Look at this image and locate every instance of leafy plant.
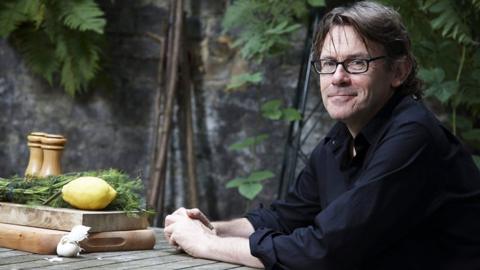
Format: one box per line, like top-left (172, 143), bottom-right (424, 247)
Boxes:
top-left (383, 0), bottom-right (480, 167)
top-left (222, 0), bottom-right (324, 200)
top-left (226, 98), bottom-right (302, 200)
top-left (222, 0), bottom-right (306, 62)
top-left (0, 0), bottom-right (106, 95)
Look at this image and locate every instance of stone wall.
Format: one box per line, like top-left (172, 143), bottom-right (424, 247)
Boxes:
top-left (0, 0), bottom-right (333, 220)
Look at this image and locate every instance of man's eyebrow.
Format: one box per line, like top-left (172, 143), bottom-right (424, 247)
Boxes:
top-left (319, 53), bottom-right (371, 60)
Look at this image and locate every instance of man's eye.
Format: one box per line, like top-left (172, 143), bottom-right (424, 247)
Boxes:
top-left (349, 59), bottom-right (366, 67)
top-left (322, 61), bottom-right (336, 68)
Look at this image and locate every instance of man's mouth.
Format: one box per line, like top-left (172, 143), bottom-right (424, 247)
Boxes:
top-left (327, 92), bottom-right (357, 103)
top-left (327, 91), bottom-right (357, 97)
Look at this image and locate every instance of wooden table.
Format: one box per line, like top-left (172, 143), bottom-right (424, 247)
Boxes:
top-left (0, 228), bottom-right (257, 270)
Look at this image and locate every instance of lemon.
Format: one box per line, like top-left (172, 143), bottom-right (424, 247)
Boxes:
top-left (62, 176), bottom-right (117, 210)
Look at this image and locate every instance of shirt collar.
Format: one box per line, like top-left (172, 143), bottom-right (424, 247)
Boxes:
top-left (359, 92), bottom-right (406, 145)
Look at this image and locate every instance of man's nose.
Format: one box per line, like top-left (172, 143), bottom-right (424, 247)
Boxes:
top-left (331, 64), bottom-right (351, 86)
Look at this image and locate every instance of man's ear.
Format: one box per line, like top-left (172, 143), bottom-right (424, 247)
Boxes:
top-left (391, 57), bottom-right (412, 88)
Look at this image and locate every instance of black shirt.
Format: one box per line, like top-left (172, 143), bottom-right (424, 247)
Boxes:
top-left (246, 94), bottom-right (480, 270)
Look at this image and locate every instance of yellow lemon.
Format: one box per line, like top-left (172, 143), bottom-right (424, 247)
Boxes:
top-left (62, 176), bottom-right (117, 210)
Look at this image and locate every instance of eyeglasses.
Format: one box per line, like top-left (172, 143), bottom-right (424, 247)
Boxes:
top-left (311, 56), bottom-right (386, 74)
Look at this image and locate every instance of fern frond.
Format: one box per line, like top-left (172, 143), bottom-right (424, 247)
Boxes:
top-left (13, 24), bottom-right (59, 84)
top-left (18, 0), bottom-right (41, 18)
top-left (58, 0), bottom-right (106, 34)
top-left (61, 57), bottom-right (77, 96)
top-left (59, 31), bottom-right (103, 95)
top-left (0, 0), bottom-right (31, 37)
top-left (473, 0), bottom-right (480, 10)
top-left (424, 0), bottom-right (474, 45)
top-left (2, 0), bottom-right (106, 95)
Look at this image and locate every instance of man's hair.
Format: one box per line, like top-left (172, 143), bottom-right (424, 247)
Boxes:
top-left (313, 1), bottom-right (422, 97)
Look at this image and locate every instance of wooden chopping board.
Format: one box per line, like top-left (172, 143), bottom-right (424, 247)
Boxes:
top-left (0, 202), bottom-right (149, 232)
top-left (0, 223), bottom-right (156, 254)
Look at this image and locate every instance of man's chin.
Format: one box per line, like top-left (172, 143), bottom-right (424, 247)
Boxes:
top-left (326, 111), bottom-right (353, 122)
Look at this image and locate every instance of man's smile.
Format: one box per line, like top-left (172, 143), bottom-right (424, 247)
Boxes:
top-left (327, 92), bottom-right (358, 104)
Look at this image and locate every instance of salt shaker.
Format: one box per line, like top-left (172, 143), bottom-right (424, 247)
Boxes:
top-left (39, 134), bottom-right (67, 177)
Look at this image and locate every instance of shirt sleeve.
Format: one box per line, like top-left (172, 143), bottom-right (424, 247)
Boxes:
top-left (246, 144), bottom-right (324, 234)
top-left (250, 122), bottom-right (436, 270)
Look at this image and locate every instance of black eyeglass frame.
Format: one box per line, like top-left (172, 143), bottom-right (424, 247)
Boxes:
top-left (310, 55), bottom-right (387, 74)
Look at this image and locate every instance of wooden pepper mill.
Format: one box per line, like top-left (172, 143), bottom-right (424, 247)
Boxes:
top-left (38, 134), bottom-right (67, 177)
top-left (25, 132), bottom-right (46, 177)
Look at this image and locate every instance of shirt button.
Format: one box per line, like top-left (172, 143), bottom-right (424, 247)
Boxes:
top-left (332, 140), bottom-right (336, 145)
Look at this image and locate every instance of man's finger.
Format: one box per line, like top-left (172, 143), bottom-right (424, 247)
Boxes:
top-left (172, 207), bottom-right (188, 216)
top-left (187, 209), bottom-right (214, 230)
top-left (164, 214), bottom-right (186, 227)
top-left (163, 224), bottom-right (176, 246)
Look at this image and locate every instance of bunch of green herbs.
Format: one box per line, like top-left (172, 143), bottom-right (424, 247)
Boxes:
top-left (0, 169), bottom-right (152, 215)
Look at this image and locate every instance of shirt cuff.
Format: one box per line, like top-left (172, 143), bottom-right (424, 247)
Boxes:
top-left (249, 227), bottom-right (284, 270)
top-left (245, 204), bottom-right (284, 231)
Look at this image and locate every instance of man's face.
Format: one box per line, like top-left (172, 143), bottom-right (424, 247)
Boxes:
top-left (319, 25), bottom-right (396, 134)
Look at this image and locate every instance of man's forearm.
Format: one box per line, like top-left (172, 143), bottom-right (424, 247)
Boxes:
top-left (203, 235), bottom-right (264, 268)
top-left (213, 218), bottom-right (255, 238)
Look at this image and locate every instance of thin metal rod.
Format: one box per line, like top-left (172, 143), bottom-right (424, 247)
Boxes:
top-left (278, 10), bottom-right (322, 199)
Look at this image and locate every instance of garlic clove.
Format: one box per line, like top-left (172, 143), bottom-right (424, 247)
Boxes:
top-left (56, 238), bottom-right (81, 257)
top-left (56, 225), bottom-right (91, 257)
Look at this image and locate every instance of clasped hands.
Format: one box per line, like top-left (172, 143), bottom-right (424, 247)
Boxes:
top-left (164, 207), bottom-right (216, 257)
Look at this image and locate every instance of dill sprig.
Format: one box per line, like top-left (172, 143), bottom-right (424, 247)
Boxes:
top-left (0, 169), bottom-right (152, 214)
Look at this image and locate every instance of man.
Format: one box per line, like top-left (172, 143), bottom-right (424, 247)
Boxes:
top-left (164, 1), bottom-right (480, 269)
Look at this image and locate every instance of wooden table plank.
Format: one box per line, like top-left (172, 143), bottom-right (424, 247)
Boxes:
top-left (133, 258), bottom-right (220, 269)
top-left (0, 228), bottom-right (258, 270)
top-left (3, 250), bottom-right (172, 270)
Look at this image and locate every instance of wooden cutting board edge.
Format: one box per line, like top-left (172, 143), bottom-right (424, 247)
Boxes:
top-left (0, 223), bottom-right (156, 255)
top-left (0, 202), bottom-right (149, 232)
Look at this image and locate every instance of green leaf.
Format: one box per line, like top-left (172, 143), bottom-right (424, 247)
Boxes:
top-left (282, 108), bottom-right (302, 121)
top-left (418, 68), bottom-right (445, 83)
top-left (261, 99), bottom-right (282, 111)
top-left (473, 155), bottom-right (480, 170)
top-left (61, 57), bottom-right (77, 96)
top-left (265, 21), bottom-right (301, 35)
top-left (435, 81), bottom-right (458, 103)
top-left (0, 0), bottom-right (31, 37)
top-left (247, 170), bottom-right (274, 182)
top-left (228, 134), bottom-right (269, 150)
top-left (226, 177), bottom-right (246, 188)
top-left (226, 72), bottom-right (263, 90)
top-left (420, 67), bottom-right (458, 103)
top-left (239, 182), bottom-right (263, 200)
top-left (263, 109), bottom-right (282, 120)
top-left (261, 99), bottom-right (282, 120)
top-left (307, 0), bottom-right (326, 7)
top-left (13, 26), bottom-right (59, 84)
top-left (58, 0), bottom-right (106, 34)
top-left (265, 21), bottom-right (288, 35)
